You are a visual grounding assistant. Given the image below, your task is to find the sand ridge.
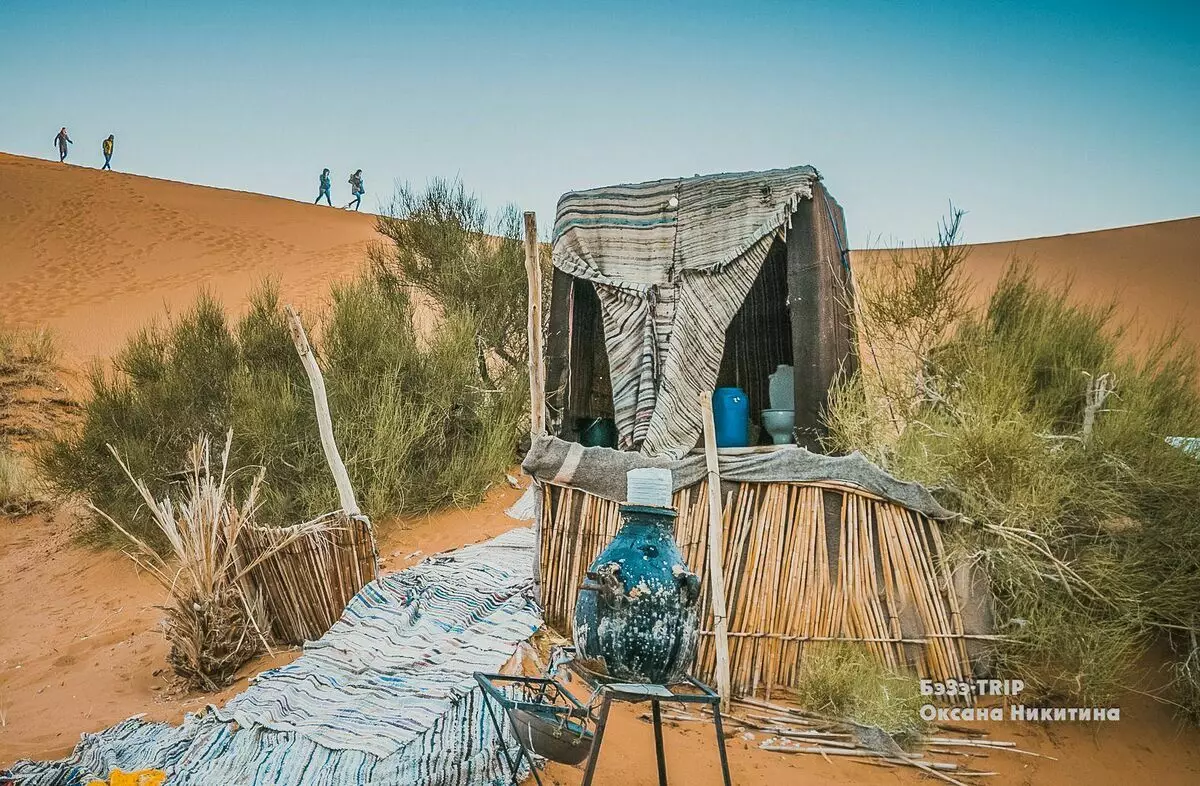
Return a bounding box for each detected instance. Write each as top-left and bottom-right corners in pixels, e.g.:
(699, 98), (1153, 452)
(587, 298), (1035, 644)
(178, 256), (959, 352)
(853, 216), (1200, 362)
(0, 152), (379, 365)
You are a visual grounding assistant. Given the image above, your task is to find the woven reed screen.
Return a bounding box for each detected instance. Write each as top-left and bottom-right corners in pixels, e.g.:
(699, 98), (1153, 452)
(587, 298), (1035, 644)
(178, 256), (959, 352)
(238, 516), (378, 645)
(539, 481), (972, 697)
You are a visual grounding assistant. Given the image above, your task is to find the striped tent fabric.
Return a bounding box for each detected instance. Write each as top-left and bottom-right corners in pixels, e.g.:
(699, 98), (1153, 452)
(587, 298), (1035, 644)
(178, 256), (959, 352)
(553, 166), (819, 459)
(4, 528), (541, 786)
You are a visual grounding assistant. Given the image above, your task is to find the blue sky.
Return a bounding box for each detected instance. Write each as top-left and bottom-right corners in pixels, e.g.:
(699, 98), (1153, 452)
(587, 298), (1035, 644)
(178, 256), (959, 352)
(2, 0), (1197, 247)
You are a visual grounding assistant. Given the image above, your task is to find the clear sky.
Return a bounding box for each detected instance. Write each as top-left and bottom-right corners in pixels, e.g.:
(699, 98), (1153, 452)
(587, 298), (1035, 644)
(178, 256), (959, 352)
(2, 0), (1197, 247)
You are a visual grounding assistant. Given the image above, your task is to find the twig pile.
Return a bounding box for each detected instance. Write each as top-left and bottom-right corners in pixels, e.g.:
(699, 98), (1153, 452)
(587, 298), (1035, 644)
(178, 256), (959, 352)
(650, 696), (1052, 786)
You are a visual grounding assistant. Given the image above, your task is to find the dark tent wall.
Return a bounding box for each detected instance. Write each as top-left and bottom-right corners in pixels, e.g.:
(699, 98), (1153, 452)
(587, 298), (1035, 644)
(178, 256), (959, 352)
(788, 180), (858, 447)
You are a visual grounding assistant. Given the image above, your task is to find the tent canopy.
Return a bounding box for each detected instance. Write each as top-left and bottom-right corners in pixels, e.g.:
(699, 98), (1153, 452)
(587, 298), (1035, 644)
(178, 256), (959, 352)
(551, 166), (830, 459)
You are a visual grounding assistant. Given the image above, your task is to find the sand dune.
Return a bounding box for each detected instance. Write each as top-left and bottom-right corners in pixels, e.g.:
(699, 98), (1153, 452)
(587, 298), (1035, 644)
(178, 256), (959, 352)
(853, 217), (1200, 359)
(2, 153), (1200, 781)
(0, 153), (378, 363)
(3, 149), (1195, 368)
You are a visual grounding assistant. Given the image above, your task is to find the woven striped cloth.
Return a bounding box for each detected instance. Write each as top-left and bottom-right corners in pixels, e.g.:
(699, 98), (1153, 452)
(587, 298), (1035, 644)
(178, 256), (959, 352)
(553, 166), (820, 459)
(4, 528), (541, 786)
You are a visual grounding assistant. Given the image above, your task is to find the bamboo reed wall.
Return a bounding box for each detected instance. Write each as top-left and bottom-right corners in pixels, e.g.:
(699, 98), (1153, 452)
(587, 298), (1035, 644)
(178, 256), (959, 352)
(539, 480), (973, 698)
(238, 516), (378, 645)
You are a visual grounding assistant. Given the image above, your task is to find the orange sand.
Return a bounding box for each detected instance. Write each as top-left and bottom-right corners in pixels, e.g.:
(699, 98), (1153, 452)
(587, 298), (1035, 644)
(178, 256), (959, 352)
(0, 152), (377, 365)
(2, 153), (1200, 782)
(853, 217), (1200, 361)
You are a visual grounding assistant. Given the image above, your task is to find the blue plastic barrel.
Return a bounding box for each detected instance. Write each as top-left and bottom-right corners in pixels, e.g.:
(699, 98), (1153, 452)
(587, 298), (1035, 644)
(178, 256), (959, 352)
(712, 387), (750, 448)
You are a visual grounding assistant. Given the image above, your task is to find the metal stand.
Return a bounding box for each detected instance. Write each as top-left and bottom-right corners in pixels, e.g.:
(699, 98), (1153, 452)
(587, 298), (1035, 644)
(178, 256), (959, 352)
(475, 665), (732, 786)
(577, 677), (732, 786)
(475, 673), (593, 786)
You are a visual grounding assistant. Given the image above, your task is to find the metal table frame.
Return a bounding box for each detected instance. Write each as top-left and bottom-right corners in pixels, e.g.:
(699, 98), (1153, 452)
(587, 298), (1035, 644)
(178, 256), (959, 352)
(474, 673), (592, 786)
(574, 673), (733, 786)
(475, 663), (733, 786)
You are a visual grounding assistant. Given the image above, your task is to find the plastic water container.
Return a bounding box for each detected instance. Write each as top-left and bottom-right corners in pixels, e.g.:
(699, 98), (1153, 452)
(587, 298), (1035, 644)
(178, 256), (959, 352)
(626, 467), (673, 507)
(712, 387), (750, 448)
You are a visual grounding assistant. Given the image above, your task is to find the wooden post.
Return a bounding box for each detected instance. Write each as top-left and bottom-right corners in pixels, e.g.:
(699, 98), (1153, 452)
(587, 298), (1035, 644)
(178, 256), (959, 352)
(701, 390), (733, 709)
(524, 212), (546, 435)
(285, 304), (361, 518)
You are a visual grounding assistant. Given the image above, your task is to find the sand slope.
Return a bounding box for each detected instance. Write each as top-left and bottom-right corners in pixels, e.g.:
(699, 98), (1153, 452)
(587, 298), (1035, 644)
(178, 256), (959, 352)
(0, 153), (378, 363)
(853, 217), (1200, 357)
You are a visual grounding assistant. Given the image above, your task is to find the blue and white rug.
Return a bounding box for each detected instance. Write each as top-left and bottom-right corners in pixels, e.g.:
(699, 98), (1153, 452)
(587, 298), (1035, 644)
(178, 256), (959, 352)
(4, 527), (541, 786)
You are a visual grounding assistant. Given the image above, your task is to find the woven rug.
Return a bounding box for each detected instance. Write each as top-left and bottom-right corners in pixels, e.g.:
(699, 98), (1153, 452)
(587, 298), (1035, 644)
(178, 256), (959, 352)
(4, 528), (541, 786)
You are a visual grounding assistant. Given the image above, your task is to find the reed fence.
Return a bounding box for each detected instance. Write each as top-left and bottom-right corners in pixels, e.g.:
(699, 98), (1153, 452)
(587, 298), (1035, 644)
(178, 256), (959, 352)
(539, 480), (974, 699)
(238, 515), (378, 645)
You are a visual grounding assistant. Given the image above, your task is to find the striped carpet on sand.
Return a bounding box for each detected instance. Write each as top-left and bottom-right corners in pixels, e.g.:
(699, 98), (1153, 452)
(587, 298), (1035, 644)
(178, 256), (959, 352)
(4, 527), (541, 786)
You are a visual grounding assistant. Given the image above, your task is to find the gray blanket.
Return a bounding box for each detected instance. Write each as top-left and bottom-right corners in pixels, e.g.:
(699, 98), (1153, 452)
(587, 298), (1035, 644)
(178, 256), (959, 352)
(522, 434), (954, 520)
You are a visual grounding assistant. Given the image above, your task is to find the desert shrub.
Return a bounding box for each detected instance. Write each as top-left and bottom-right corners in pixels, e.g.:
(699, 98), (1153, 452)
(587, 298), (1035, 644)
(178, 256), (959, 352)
(39, 292), (243, 546)
(371, 177), (546, 385)
(827, 219), (1200, 716)
(792, 643), (926, 744)
(42, 272), (527, 548)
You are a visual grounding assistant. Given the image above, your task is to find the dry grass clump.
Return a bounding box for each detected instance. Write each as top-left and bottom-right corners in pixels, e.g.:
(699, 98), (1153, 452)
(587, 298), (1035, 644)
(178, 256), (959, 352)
(0, 326), (59, 515)
(826, 213), (1200, 718)
(94, 432), (323, 690)
(0, 326), (57, 385)
(0, 448), (37, 515)
(792, 643), (926, 745)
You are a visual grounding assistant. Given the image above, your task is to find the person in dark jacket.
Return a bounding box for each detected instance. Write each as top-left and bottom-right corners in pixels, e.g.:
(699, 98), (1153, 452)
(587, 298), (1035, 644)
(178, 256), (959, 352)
(346, 169), (364, 211)
(315, 168), (332, 206)
(102, 135), (115, 170)
(54, 127), (73, 163)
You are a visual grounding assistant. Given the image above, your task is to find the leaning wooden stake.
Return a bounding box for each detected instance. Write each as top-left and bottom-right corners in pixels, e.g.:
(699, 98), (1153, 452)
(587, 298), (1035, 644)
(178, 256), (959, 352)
(701, 390), (733, 709)
(523, 211), (546, 435)
(285, 304), (361, 518)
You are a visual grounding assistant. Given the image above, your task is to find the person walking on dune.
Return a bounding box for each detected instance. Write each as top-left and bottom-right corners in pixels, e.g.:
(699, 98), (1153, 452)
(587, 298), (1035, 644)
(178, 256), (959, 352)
(315, 168), (332, 206)
(54, 127), (73, 163)
(346, 169), (364, 211)
(102, 135), (115, 170)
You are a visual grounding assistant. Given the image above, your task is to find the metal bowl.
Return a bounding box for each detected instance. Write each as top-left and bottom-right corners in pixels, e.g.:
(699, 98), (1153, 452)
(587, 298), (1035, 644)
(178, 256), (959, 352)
(507, 706), (594, 765)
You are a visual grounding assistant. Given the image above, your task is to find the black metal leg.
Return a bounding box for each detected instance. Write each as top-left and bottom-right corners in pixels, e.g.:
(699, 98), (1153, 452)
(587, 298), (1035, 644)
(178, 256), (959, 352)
(712, 704), (732, 786)
(580, 694), (613, 786)
(652, 700), (668, 786)
(483, 694), (541, 786)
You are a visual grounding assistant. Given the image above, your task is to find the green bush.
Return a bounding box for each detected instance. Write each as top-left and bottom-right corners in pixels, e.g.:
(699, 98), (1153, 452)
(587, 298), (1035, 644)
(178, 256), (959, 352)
(828, 228), (1200, 717)
(42, 272), (526, 548)
(371, 177), (546, 386)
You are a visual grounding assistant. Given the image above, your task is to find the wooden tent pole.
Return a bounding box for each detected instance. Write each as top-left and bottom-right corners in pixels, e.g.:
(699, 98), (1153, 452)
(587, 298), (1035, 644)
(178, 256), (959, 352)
(285, 304), (361, 518)
(701, 390), (733, 709)
(524, 212), (546, 435)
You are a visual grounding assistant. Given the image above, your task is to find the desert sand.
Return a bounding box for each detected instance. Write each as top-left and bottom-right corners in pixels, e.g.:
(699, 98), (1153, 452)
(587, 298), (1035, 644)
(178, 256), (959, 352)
(2, 152), (1200, 783)
(0, 153), (378, 364)
(853, 216), (1200, 362)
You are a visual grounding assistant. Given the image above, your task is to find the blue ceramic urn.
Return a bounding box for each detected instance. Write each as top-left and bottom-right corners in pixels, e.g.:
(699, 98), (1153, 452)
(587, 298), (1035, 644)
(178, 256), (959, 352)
(572, 503), (701, 684)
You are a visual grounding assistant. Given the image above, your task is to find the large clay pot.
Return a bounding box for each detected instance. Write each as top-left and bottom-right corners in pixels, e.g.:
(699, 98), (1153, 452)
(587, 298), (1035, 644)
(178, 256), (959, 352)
(572, 504), (701, 684)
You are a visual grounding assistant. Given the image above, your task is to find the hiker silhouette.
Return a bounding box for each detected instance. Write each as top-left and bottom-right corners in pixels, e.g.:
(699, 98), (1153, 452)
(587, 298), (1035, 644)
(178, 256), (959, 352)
(54, 127), (73, 163)
(315, 168), (332, 206)
(347, 170), (364, 211)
